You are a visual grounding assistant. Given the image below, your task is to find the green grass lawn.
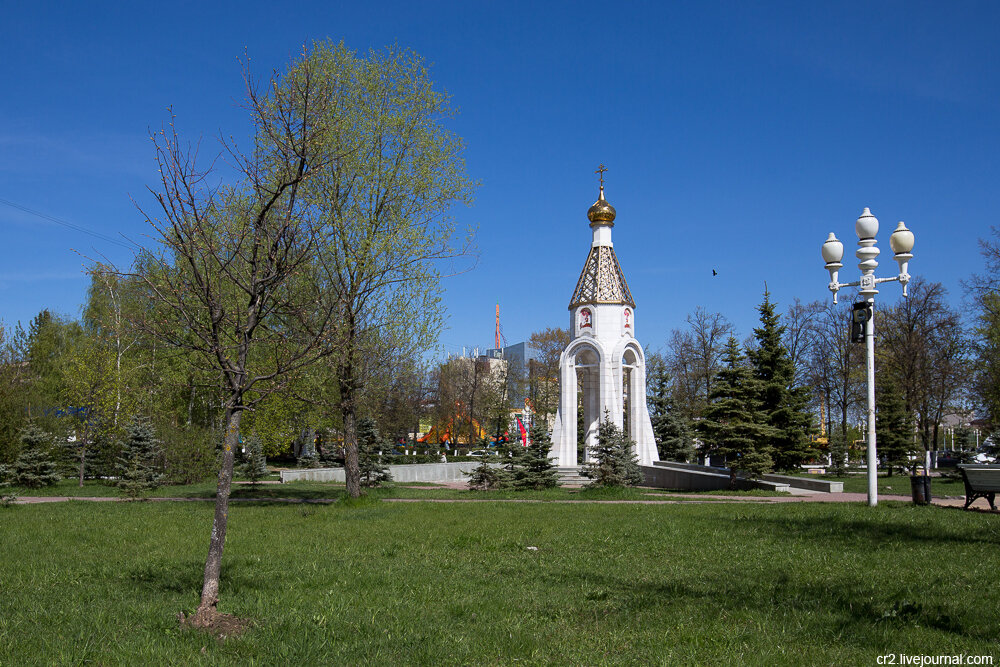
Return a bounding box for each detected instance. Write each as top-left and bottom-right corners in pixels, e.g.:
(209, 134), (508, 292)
(1, 497), (998, 664)
(815, 472), (968, 497)
(3, 477), (772, 502)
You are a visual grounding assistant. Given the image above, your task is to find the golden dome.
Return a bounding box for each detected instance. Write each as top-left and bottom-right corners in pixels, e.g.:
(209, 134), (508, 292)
(587, 186), (616, 224)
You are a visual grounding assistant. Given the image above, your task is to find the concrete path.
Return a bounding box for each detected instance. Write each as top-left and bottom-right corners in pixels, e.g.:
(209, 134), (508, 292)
(9, 491), (995, 511)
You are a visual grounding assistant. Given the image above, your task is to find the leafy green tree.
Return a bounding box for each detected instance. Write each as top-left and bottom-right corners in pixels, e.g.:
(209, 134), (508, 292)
(239, 433), (268, 489)
(512, 423), (559, 490)
(876, 376), (912, 476)
(303, 42), (477, 499)
(357, 417), (392, 488)
(0, 323), (30, 463)
(580, 412), (642, 488)
(6, 423), (61, 488)
(116, 417), (165, 499)
(699, 337), (775, 483)
(747, 291), (813, 471)
(647, 360), (695, 462)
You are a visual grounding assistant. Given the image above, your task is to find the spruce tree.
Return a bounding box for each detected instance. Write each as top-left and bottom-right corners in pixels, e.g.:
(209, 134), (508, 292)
(648, 366), (695, 463)
(698, 337), (775, 483)
(512, 423), (560, 490)
(465, 447), (510, 490)
(876, 376), (912, 476)
(357, 417), (392, 488)
(747, 291), (814, 471)
(827, 429), (852, 477)
(580, 412), (643, 487)
(239, 432), (268, 488)
(8, 422), (61, 488)
(116, 417), (164, 499)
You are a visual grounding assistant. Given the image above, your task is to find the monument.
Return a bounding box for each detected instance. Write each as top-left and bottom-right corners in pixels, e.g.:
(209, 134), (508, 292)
(549, 167), (660, 466)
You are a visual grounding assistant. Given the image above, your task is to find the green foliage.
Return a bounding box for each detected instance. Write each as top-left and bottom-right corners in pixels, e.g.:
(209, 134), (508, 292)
(239, 433), (268, 489)
(3, 423), (61, 488)
(511, 424), (560, 490)
(357, 417), (392, 488)
(115, 417), (165, 499)
(698, 337), (775, 481)
(580, 413), (642, 488)
(160, 424), (218, 485)
(747, 291), (813, 471)
(876, 376), (913, 475)
(647, 364), (695, 463)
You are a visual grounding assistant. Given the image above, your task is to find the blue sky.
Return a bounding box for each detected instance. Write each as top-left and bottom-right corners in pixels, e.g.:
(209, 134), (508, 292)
(2, 1), (997, 358)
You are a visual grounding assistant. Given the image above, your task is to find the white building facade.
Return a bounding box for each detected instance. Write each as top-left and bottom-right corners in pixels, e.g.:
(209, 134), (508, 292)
(549, 182), (659, 466)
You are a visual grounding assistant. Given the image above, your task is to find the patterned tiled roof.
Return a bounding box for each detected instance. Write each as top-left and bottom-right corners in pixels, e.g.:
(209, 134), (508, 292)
(568, 245), (635, 308)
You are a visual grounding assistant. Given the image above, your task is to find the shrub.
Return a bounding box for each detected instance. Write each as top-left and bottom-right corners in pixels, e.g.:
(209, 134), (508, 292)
(161, 424), (219, 485)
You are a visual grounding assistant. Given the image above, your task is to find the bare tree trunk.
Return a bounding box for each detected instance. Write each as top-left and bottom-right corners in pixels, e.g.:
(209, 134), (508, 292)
(195, 408), (241, 618)
(343, 405), (360, 497)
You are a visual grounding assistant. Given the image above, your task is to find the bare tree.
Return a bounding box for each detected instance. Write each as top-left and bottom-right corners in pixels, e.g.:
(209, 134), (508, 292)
(665, 308), (733, 419)
(528, 327), (570, 419)
(879, 279), (970, 459)
(121, 52), (347, 626)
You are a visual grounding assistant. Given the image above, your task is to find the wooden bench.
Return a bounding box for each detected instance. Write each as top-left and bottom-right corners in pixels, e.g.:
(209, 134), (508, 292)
(958, 465), (1000, 511)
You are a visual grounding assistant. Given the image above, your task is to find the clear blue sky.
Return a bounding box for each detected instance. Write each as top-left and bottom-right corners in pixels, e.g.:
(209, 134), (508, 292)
(2, 1), (997, 359)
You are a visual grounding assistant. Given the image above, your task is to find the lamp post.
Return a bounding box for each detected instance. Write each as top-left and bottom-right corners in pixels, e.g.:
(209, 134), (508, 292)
(822, 207), (915, 507)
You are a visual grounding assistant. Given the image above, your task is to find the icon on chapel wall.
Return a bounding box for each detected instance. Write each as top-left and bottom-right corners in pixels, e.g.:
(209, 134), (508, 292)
(624, 308), (631, 328)
(580, 308), (592, 328)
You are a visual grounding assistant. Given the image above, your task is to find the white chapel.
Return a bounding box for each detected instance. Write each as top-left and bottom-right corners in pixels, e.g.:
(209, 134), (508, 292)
(549, 170), (659, 467)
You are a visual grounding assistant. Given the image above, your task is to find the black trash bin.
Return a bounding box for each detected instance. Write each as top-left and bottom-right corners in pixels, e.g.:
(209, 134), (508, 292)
(909, 475), (932, 505)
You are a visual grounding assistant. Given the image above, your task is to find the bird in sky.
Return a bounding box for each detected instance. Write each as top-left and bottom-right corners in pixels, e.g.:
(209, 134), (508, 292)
(712, 269), (718, 276)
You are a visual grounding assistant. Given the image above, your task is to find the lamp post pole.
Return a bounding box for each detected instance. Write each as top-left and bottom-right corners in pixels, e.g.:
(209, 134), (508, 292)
(823, 208), (914, 507)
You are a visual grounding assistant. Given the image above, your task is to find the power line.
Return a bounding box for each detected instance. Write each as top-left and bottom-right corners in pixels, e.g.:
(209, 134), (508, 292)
(0, 197), (137, 250)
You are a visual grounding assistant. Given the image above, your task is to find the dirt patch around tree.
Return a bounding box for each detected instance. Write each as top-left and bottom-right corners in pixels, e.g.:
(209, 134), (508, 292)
(178, 609), (252, 639)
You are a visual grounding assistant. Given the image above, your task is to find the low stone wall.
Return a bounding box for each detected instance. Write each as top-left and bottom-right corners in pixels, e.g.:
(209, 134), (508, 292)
(761, 474), (843, 493)
(642, 462), (791, 493)
(280, 461), (484, 484)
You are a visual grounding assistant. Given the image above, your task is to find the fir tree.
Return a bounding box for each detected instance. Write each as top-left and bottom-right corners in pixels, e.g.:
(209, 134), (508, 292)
(512, 423), (560, 490)
(7, 422), (61, 488)
(116, 417), (164, 499)
(465, 447), (510, 490)
(747, 291), (814, 471)
(239, 433), (268, 489)
(357, 417), (392, 488)
(698, 337), (775, 483)
(580, 412), (643, 488)
(647, 366), (695, 462)
(876, 376), (912, 476)
(827, 429), (852, 477)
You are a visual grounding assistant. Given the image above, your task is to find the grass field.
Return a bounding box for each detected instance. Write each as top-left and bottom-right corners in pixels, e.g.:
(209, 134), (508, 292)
(815, 472), (968, 497)
(1, 490), (998, 665)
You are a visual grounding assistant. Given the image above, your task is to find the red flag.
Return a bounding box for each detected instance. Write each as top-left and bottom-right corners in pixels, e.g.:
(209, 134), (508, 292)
(516, 418), (527, 446)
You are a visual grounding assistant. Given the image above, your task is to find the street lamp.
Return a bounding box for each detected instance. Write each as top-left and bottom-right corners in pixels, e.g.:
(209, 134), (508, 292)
(822, 208), (915, 507)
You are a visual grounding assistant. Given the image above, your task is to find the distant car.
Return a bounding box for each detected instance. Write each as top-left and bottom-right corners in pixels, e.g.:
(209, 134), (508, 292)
(469, 450), (488, 457)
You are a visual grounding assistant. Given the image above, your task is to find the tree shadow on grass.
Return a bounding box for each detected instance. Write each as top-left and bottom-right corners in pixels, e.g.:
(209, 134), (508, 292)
(127, 556), (270, 596)
(718, 509), (1000, 549)
(542, 566), (990, 645)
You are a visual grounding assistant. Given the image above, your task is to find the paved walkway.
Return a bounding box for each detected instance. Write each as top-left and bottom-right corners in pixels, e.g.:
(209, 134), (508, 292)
(9, 490), (996, 511)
